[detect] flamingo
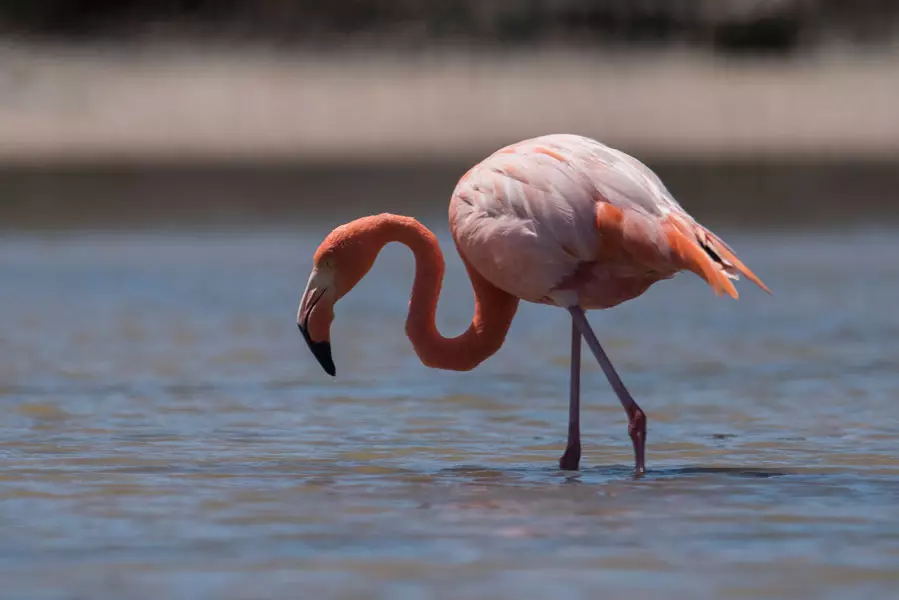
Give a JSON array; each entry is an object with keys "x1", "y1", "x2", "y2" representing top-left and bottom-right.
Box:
[{"x1": 297, "y1": 134, "x2": 770, "y2": 473}]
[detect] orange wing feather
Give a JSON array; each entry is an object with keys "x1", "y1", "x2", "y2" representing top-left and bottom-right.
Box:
[
  {"x1": 596, "y1": 203, "x2": 769, "y2": 300},
  {"x1": 664, "y1": 215, "x2": 771, "y2": 299},
  {"x1": 665, "y1": 218, "x2": 738, "y2": 298},
  {"x1": 699, "y1": 229, "x2": 772, "y2": 295}
]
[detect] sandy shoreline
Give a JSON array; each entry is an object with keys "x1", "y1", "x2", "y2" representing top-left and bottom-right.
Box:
[{"x1": 1, "y1": 44, "x2": 897, "y2": 165}]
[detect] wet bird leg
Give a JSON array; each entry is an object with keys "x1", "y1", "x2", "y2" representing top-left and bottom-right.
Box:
[
  {"x1": 559, "y1": 319, "x2": 582, "y2": 470},
  {"x1": 568, "y1": 307, "x2": 647, "y2": 474}
]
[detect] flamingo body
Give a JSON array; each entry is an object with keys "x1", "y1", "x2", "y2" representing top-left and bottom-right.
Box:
[{"x1": 450, "y1": 133, "x2": 765, "y2": 309}]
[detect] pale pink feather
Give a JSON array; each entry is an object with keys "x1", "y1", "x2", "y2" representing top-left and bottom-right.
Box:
[{"x1": 449, "y1": 133, "x2": 757, "y2": 308}]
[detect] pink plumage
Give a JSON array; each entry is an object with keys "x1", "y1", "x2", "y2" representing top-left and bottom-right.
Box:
[{"x1": 450, "y1": 133, "x2": 768, "y2": 308}]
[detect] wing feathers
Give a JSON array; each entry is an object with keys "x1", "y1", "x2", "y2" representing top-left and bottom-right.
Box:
[
  {"x1": 451, "y1": 134, "x2": 771, "y2": 304},
  {"x1": 665, "y1": 217, "x2": 739, "y2": 299},
  {"x1": 699, "y1": 229, "x2": 772, "y2": 295},
  {"x1": 664, "y1": 216, "x2": 771, "y2": 298}
]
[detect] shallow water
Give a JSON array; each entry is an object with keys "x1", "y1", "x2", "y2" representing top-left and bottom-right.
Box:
[{"x1": 1, "y1": 227, "x2": 898, "y2": 599}]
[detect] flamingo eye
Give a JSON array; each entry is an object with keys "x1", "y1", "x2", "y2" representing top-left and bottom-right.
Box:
[{"x1": 316, "y1": 256, "x2": 335, "y2": 270}]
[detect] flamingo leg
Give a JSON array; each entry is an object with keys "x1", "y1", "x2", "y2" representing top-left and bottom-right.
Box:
[
  {"x1": 559, "y1": 318, "x2": 582, "y2": 471},
  {"x1": 568, "y1": 307, "x2": 647, "y2": 474}
]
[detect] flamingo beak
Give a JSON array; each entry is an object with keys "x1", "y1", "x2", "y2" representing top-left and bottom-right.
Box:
[
  {"x1": 298, "y1": 322, "x2": 335, "y2": 376},
  {"x1": 297, "y1": 268, "x2": 336, "y2": 376}
]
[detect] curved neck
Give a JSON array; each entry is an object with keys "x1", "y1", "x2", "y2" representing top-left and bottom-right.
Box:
[{"x1": 369, "y1": 214, "x2": 519, "y2": 371}]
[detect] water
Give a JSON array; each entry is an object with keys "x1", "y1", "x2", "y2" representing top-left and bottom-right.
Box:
[{"x1": 1, "y1": 226, "x2": 898, "y2": 599}]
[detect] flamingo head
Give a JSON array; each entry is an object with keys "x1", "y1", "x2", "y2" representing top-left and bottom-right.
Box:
[{"x1": 297, "y1": 220, "x2": 382, "y2": 376}]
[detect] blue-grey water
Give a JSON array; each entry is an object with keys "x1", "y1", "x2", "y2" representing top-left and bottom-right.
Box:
[{"x1": 1, "y1": 226, "x2": 898, "y2": 600}]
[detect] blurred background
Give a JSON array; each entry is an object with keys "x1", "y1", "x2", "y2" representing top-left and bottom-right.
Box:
[
  {"x1": 3, "y1": 3, "x2": 899, "y2": 600},
  {"x1": 1, "y1": 0, "x2": 898, "y2": 229}
]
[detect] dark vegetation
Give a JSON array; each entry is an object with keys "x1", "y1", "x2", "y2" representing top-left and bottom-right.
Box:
[{"x1": 1, "y1": 0, "x2": 896, "y2": 54}]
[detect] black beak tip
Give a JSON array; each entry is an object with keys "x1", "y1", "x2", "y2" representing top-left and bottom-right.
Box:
[
  {"x1": 314, "y1": 343, "x2": 336, "y2": 377},
  {"x1": 298, "y1": 324, "x2": 336, "y2": 377}
]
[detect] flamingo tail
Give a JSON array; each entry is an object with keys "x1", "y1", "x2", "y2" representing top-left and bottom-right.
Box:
[{"x1": 665, "y1": 216, "x2": 771, "y2": 299}]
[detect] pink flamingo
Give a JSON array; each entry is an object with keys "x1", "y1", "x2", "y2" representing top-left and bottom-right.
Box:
[{"x1": 297, "y1": 134, "x2": 770, "y2": 473}]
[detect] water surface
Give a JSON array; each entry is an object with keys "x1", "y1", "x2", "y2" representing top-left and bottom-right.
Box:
[{"x1": 1, "y1": 228, "x2": 898, "y2": 599}]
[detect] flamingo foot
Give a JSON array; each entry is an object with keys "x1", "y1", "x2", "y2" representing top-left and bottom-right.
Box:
[
  {"x1": 629, "y1": 408, "x2": 647, "y2": 475},
  {"x1": 559, "y1": 443, "x2": 581, "y2": 471}
]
